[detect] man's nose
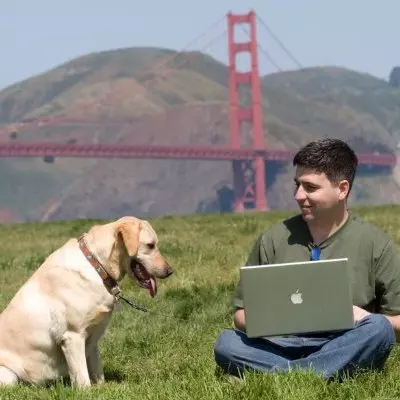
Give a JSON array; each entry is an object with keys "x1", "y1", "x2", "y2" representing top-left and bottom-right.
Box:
[{"x1": 294, "y1": 185, "x2": 306, "y2": 201}]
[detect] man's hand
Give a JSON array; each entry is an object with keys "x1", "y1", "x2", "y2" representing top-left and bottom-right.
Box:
[
  {"x1": 234, "y1": 308, "x2": 246, "y2": 332},
  {"x1": 384, "y1": 314, "x2": 400, "y2": 342},
  {"x1": 353, "y1": 305, "x2": 371, "y2": 323}
]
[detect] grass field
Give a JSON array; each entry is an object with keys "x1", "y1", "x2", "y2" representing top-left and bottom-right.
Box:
[{"x1": 1, "y1": 206, "x2": 400, "y2": 399}]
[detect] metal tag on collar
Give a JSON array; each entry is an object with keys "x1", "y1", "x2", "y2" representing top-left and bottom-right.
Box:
[{"x1": 111, "y1": 286, "x2": 121, "y2": 296}]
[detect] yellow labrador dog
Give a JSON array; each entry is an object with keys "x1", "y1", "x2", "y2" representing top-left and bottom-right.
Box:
[{"x1": 0, "y1": 216, "x2": 172, "y2": 387}]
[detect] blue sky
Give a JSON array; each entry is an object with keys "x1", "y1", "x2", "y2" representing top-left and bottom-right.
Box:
[{"x1": 1, "y1": 0, "x2": 399, "y2": 90}]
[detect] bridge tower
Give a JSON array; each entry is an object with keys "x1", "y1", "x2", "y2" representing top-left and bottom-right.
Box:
[{"x1": 227, "y1": 10, "x2": 268, "y2": 211}]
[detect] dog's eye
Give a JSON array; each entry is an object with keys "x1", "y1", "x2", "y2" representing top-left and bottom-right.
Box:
[{"x1": 147, "y1": 243, "x2": 155, "y2": 250}]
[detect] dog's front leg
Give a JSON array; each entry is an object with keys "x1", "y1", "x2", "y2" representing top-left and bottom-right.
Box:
[
  {"x1": 61, "y1": 331, "x2": 91, "y2": 387},
  {"x1": 86, "y1": 342, "x2": 104, "y2": 384},
  {"x1": 85, "y1": 313, "x2": 111, "y2": 385}
]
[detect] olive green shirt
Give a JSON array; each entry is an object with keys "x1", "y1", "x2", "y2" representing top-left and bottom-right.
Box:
[{"x1": 232, "y1": 212, "x2": 400, "y2": 315}]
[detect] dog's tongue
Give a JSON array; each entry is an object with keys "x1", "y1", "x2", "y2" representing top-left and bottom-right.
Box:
[
  {"x1": 148, "y1": 277, "x2": 157, "y2": 298},
  {"x1": 131, "y1": 261, "x2": 158, "y2": 297}
]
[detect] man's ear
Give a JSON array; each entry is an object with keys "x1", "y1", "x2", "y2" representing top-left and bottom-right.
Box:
[
  {"x1": 117, "y1": 220, "x2": 141, "y2": 257},
  {"x1": 338, "y1": 180, "x2": 350, "y2": 200}
]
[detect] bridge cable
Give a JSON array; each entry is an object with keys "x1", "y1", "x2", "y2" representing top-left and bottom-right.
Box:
[{"x1": 256, "y1": 14, "x2": 303, "y2": 70}]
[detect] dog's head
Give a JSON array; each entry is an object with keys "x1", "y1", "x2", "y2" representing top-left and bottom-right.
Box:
[{"x1": 85, "y1": 216, "x2": 172, "y2": 297}]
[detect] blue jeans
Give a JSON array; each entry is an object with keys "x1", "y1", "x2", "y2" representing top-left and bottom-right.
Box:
[{"x1": 214, "y1": 314, "x2": 396, "y2": 380}]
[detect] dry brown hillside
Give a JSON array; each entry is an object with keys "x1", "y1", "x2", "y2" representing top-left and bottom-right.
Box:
[{"x1": 0, "y1": 47, "x2": 399, "y2": 222}]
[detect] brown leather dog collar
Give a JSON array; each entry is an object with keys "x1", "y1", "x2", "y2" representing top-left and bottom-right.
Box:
[{"x1": 77, "y1": 234, "x2": 121, "y2": 297}]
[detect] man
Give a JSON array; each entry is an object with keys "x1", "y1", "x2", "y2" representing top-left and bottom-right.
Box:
[{"x1": 214, "y1": 138, "x2": 400, "y2": 380}]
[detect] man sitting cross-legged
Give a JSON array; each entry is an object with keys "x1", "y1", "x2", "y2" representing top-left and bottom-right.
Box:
[{"x1": 214, "y1": 138, "x2": 400, "y2": 380}]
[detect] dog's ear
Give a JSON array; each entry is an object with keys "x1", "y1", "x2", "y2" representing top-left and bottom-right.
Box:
[{"x1": 117, "y1": 220, "x2": 141, "y2": 257}]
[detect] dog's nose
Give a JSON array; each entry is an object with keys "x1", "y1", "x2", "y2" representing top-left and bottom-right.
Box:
[{"x1": 165, "y1": 264, "x2": 173, "y2": 277}]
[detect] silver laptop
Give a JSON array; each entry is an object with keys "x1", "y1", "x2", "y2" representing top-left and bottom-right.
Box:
[{"x1": 240, "y1": 258, "x2": 354, "y2": 338}]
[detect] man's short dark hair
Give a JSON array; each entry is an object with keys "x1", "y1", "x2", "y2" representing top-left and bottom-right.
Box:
[{"x1": 293, "y1": 138, "x2": 358, "y2": 191}]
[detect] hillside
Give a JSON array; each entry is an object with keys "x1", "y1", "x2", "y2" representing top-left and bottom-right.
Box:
[
  {"x1": 262, "y1": 67, "x2": 400, "y2": 150},
  {"x1": 0, "y1": 47, "x2": 228, "y2": 123},
  {"x1": 1, "y1": 47, "x2": 400, "y2": 222}
]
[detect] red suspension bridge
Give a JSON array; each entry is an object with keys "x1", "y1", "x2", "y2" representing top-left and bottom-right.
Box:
[{"x1": 0, "y1": 10, "x2": 397, "y2": 212}]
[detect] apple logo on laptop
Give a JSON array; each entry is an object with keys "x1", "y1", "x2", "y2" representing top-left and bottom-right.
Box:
[{"x1": 290, "y1": 289, "x2": 303, "y2": 304}]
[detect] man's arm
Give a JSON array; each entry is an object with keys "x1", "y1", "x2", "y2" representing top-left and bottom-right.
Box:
[
  {"x1": 231, "y1": 233, "x2": 270, "y2": 331},
  {"x1": 374, "y1": 238, "x2": 400, "y2": 342}
]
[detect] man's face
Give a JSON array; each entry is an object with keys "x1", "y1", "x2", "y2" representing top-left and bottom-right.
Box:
[{"x1": 293, "y1": 166, "x2": 349, "y2": 222}]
